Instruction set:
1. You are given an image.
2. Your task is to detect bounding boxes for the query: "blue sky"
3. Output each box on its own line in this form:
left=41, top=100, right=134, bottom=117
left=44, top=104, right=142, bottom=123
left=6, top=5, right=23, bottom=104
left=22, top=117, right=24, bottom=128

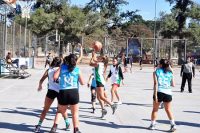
left=70, top=0, right=200, bottom=20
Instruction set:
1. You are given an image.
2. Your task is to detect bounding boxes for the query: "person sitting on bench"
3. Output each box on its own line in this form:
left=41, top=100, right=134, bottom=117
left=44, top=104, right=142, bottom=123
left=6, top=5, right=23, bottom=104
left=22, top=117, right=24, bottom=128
left=6, top=52, right=19, bottom=68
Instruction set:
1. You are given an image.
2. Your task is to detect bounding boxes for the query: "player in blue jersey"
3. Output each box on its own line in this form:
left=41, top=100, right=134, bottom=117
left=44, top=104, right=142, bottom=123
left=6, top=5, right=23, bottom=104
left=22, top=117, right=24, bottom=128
left=149, top=59, right=176, bottom=132
left=87, top=68, right=97, bottom=113
left=51, top=54, right=84, bottom=133
left=34, top=57, right=70, bottom=133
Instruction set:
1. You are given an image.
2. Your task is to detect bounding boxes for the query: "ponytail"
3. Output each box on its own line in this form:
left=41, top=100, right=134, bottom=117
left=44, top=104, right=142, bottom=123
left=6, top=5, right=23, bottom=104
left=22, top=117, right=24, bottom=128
left=67, top=54, right=78, bottom=72
left=159, top=59, right=171, bottom=73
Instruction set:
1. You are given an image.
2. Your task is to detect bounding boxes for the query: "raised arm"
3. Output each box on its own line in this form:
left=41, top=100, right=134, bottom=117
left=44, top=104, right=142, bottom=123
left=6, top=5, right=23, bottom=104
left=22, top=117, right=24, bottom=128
left=77, top=43, right=83, bottom=64
left=89, top=51, right=98, bottom=67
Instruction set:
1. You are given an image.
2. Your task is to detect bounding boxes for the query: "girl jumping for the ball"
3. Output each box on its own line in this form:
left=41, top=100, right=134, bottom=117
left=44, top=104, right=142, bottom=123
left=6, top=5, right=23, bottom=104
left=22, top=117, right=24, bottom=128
left=90, top=47, right=118, bottom=118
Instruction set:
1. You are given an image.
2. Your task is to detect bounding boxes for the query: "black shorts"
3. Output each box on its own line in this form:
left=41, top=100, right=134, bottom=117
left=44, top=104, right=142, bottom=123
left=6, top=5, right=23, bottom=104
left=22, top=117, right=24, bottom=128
left=46, top=89, right=59, bottom=100
left=153, top=92, right=172, bottom=102
left=91, top=86, right=96, bottom=91
left=58, top=89, right=79, bottom=105
left=96, top=81, right=104, bottom=87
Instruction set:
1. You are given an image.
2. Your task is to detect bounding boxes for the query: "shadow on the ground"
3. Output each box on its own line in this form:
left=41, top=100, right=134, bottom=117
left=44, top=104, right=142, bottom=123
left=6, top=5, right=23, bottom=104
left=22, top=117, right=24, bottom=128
left=183, top=111, right=200, bottom=114
left=123, top=102, right=152, bottom=107
left=81, top=120, right=148, bottom=130
left=0, top=122, right=52, bottom=132
left=143, top=119, right=200, bottom=128
left=0, top=122, right=34, bottom=132
left=0, top=107, right=57, bottom=119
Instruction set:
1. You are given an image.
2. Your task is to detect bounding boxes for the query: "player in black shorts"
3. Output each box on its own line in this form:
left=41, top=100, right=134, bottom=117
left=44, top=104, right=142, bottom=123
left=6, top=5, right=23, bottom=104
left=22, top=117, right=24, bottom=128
left=34, top=57, right=70, bottom=133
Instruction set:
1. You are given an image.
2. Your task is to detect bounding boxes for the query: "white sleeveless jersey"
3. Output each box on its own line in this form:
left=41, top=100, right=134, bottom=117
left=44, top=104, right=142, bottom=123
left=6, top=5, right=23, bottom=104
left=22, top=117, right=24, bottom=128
left=48, top=67, right=59, bottom=92
left=95, top=62, right=105, bottom=85
left=110, top=65, right=120, bottom=84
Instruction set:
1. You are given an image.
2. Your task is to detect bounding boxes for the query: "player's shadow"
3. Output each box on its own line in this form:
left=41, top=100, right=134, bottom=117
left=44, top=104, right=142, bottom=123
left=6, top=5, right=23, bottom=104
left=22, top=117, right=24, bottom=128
left=81, top=120, right=147, bottom=130
left=0, top=107, right=57, bottom=120
left=123, top=102, right=152, bottom=107
left=0, top=122, right=50, bottom=132
left=0, top=122, right=34, bottom=132
left=183, top=110, right=200, bottom=114
left=143, top=119, right=200, bottom=128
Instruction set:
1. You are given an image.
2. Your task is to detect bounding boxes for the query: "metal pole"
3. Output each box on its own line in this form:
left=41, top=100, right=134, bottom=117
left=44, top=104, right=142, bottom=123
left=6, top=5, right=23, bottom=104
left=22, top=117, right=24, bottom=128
left=12, top=22, right=15, bottom=57
left=140, top=38, right=143, bottom=57
left=170, top=39, right=172, bottom=60
left=184, top=40, right=187, bottom=61
left=19, top=24, right=21, bottom=57
left=4, top=6, right=8, bottom=57
left=104, top=36, right=107, bottom=54
left=45, top=35, right=48, bottom=56
left=28, top=30, right=31, bottom=57
left=1, top=15, right=5, bottom=58
left=126, top=38, right=129, bottom=57
left=81, top=36, right=83, bottom=45
left=58, top=35, right=61, bottom=56
left=154, top=0, right=157, bottom=60
left=24, top=17, right=27, bottom=57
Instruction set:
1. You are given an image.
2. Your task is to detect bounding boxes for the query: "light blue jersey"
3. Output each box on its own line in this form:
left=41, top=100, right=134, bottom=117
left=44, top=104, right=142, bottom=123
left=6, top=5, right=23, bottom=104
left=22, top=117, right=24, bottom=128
left=59, top=64, right=80, bottom=90
left=91, top=68, right=96, bottom=88
left=156, top=68, right=173, bottom=95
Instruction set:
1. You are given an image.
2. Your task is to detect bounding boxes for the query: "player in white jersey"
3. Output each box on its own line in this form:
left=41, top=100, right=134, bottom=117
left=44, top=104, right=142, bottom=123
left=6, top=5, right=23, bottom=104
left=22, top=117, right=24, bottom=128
left=106, top=57, right=124, bottom=104
left=34, top=57, right=70, bottom=133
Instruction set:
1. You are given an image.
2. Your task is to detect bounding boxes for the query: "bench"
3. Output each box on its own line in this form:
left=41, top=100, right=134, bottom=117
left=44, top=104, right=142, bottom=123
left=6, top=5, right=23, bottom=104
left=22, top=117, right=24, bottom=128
left=0, top=58, right=31, bottom=79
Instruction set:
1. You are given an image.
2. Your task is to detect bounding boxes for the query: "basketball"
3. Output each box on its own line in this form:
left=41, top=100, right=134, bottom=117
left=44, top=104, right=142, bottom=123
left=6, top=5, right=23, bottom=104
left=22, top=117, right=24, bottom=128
left=92, top=41, right=102, bottom=52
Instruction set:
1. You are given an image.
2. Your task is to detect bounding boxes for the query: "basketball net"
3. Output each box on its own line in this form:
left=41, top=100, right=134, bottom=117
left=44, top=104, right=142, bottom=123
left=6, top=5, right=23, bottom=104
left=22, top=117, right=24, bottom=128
left=17, top=0, right=35, bottom=18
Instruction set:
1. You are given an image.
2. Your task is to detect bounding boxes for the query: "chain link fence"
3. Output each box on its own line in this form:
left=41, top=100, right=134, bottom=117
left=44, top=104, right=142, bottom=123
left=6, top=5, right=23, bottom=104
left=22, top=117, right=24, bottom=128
left=0, top=14, right=36, bottom=59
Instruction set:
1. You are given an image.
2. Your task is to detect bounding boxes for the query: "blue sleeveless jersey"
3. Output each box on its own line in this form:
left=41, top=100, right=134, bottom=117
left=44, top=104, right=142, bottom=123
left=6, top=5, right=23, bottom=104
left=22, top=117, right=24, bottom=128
left=156, top=68, right=173, bottom=95
left=59, top=64, right=80, bottom=90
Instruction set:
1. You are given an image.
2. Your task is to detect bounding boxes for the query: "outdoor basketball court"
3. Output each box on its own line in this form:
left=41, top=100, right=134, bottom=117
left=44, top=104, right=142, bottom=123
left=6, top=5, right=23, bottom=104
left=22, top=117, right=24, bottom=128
left=0, top=65, right=200, bottom=133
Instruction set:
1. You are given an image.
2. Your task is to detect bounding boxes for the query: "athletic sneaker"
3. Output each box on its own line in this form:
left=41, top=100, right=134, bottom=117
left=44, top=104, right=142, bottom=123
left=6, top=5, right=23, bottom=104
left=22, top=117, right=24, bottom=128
left=148, top=124, right=156, bottom=130
left=111, top=104, right=117, bottom=114
left=65, top=123, right=71, bottom=131
left=49, top=127, right=57, bottom=133
left=74, top=128, right=81, bottom=133
left=101, top=109, right=107, bottom=118
left=92, top=108, right=96, bottom=113
left=169, top=125, right=177, bottom=132
left=34, top=125, right=41, bottom=133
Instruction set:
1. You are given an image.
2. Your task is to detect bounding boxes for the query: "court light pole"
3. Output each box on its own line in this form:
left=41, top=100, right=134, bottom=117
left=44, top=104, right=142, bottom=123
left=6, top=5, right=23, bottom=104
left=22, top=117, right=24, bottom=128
left=154, top=0, right=157, bottom=59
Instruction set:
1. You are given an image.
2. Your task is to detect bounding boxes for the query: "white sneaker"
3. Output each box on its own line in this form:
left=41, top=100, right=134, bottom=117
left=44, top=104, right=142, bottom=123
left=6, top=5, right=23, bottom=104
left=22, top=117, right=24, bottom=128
left=169, top=124, right=177, bottom=132
left=148, top=124, right=156, bottom=130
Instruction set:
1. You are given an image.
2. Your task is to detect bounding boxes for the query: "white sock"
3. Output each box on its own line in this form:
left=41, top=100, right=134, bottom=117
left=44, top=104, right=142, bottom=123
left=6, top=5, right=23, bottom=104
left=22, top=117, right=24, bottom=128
left=151, top=120, right=156, bottom=125
left=170, top=120, right=175, bottom=125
